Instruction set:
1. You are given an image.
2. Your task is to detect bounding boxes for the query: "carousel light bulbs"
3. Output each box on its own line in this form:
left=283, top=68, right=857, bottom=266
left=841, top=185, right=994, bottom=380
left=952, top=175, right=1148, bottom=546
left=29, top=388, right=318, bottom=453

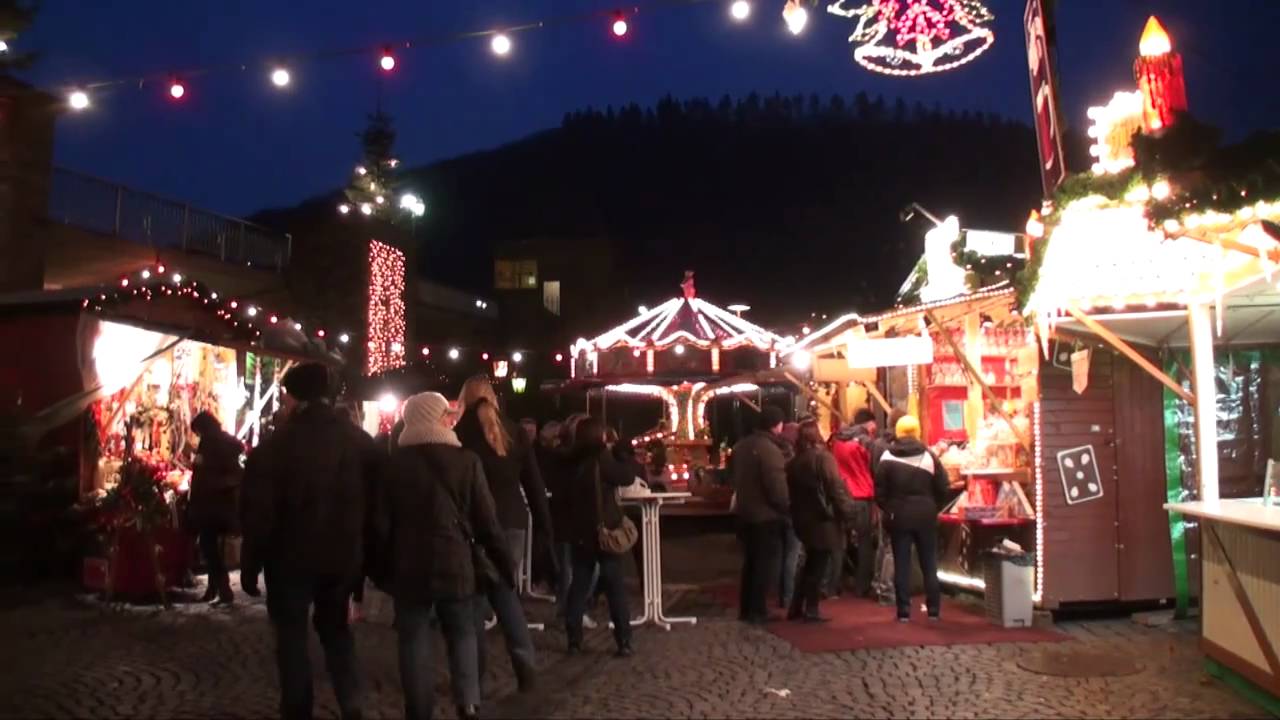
left=491, top=34, right=512, bottom=56
left=731, top=1, right=751, bottom=21
left=638, top=305, right=648, bottom=314
left=68, top=90, right=90, bottom=111
left=674, top=344, right=686, bottom=355
left=140, top=269, right=152, bottom=280
left=172, top=273, right=182, bottom=283
left=270, top=68, right=291, bottom=87
left=782, top=0, right=808, bottom=35
left=246, top=306, right=259, bottom=317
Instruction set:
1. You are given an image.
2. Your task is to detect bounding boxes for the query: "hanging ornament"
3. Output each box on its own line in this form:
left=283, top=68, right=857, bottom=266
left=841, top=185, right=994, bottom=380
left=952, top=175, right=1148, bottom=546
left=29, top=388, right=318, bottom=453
left=827, top=0, right=995, bottom=77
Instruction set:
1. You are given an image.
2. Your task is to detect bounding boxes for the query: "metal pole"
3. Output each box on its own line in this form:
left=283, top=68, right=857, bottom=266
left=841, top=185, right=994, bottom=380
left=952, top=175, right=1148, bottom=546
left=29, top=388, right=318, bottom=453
left=113, top=186, right=123, bottom=236
left=181, top=205, right=190, bottom=252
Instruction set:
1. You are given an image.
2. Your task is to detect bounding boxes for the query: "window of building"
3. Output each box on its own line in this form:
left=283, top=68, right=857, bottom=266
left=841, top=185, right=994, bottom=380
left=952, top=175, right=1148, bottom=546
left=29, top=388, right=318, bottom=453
left=495, top=259, right=538, bottom=290
left=543, top=281, right=561, bottom=316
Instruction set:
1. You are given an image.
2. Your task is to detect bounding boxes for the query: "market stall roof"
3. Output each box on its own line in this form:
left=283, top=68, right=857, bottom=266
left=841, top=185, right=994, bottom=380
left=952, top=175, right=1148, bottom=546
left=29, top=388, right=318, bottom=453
left=0, top=270, right=344, bottom=366
left=785, top=284, right=1017, bottom=359
left=1026, top=198, right=1280, bottom=317
left=572, top=273, right=787, bottom=355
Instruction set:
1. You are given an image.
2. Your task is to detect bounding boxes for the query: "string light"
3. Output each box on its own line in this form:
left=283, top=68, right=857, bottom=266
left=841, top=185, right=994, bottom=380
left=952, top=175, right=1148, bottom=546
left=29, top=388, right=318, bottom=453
left=1087, top=91, right=1143, bottom=175
left=140, top=270, right=151, bottom=280
left=731, top=0, right=752, bottom=21
left=491, top=34, right=512, bottom=56
left=360, top=203, right=373, bottom=216
left=612, top=15, right=630, bottom=37
left=782, top=0, right=808, bottom=35
left=512, top=351, right=524, bottom=363
left=365, top=240, right=407, bottom=375
left=380, top=48, right=396, bottom=71
left=339, top=333, right=350, bottom=344
left=448, top=347, right=461, bottom=360
left=168, top=79, right=186, bottom=100
left=68, top=90, right=90, bottom=111
left=827, top=0, right=996, bottom=77
left=421, top=346, right=430, bottom=356
left=338, top=204, right=351, bottom=215
left=1033, top=400, right=1045, bottom=602
left=270, top=68, right=291, bottom=87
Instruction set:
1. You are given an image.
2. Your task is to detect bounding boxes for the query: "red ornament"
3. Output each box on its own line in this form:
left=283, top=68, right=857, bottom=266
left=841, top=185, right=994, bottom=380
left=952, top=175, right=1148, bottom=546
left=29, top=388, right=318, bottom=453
left=1133, top=16, right=1187, bottom=133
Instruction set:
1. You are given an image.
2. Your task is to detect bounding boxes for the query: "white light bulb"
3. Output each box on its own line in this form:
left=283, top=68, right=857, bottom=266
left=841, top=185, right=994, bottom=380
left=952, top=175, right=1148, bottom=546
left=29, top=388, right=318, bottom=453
left=378, top=394, right=399, bottom=413
left=400, top=193, right=419, bottom=210
left=355, top=166, right=367, bottom=176
left=791, top=350, right=812, bottom=370
left=338, top=203, right=351, bottom=215
left=375, top=195, right=385, bottom=205
left=360, top=203, right=373, bottom=215
left=246, top=306, right=259, bottom=317
left=448, top=348, right=461, bottom=360
left=731, top=0, right=751, bottom=21
left=512, top=352, right=524, bottom=363
left=338, top=333, right=350, bottom=344
left=1151, top=179, right=1172, bottom=200
left=674, top=345, right=686, bottom=355
left=491, top=34, right=512, bottom=56
left=68, top=90, right=90, bottom=111
left=172, top=273, right=182, bottom=283
left=638, top=305, right=648, bottom=314
left=782, top=1, right=808, bottom=35
left=0, top=40, right=9, bottom=54
left=140, top=270, right=151, bottom=279
left=271, top=68, right=291, bottom=87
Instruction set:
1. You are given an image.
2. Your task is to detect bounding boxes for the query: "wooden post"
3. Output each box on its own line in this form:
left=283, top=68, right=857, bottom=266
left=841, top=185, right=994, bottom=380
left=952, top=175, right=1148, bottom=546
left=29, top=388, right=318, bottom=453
left=1064, top=307, right=1194, bottom=405
left=964, top=313, right=984, bottom=439
left=782, top=371, right=846, bottom=426
left=1187, top=302, right=1219, bottom=501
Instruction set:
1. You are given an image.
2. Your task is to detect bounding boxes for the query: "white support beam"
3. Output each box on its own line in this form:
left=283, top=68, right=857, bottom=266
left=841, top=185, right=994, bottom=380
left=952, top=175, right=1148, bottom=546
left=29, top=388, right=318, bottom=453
left=1187, top=302, right=1220, bottom=502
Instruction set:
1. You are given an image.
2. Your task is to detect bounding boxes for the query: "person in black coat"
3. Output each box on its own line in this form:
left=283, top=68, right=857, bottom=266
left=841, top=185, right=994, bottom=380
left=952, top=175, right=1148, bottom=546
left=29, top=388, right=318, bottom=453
left=241, top=363, right=385, bottom=720
left=188, top=411, right=243, bottom=605
left=786, top=420, right=856, bottom=622
left=381, top=392, right=514, bottom=720
left=561, top=416, right=637, bottom=657
left=873, top=415, right=949, bottom=622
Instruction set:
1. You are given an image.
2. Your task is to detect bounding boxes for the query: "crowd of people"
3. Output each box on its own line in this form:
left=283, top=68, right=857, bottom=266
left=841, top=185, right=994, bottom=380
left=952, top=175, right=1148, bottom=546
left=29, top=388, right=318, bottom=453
left=729, top=404, right=950, bottom=625
left=182, top=362, right=950, bottom=720
left=183, top=363, right=651, bottom=720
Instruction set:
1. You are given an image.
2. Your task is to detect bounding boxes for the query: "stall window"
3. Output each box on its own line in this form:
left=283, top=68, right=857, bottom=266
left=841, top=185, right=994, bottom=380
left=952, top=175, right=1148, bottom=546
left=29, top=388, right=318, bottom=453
left=942, top=400, right=966, bottom=432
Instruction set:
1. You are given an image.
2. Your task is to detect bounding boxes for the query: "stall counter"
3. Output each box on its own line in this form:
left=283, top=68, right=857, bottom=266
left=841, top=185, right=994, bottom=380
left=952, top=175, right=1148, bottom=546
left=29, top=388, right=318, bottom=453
left=1165, top=499, right=1280, bottom=703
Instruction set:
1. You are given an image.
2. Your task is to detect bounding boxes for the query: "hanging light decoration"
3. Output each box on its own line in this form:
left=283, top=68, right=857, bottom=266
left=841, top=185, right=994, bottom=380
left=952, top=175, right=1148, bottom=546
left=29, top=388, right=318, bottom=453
left=380, top=47, right=397, bottom=71
left=491, top=34, right=512, bottom=56
left=270, top=67, right=291, bottom=87
left=168, top=78, right=186, bottom=100
left=68, top=89, right=91, bottom=111
left=731, top=1, right=752, bottom=21
left=826, top=0, right=996, bottom=77
left=782, top=0, right=809, bottom=35
left=612, top=14, right=630, bottom=37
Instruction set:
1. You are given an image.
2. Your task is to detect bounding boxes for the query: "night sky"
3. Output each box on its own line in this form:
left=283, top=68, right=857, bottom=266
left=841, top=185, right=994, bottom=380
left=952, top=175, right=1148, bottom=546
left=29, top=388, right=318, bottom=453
left=19, top=0, right=1280, bottom=217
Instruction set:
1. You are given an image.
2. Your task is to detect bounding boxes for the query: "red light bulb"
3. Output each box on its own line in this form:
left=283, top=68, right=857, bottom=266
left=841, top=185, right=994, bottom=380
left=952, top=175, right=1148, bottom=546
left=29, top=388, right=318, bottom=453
left=380, top=50, right=396, bottom=72
left=612, top=16, right=629, bottom=37
left=169, top=80, right=186, bottom=100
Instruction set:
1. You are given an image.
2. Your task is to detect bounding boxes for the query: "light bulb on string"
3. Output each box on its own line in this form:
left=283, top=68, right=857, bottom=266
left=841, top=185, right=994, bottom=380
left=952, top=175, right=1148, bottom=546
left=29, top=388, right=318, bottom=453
left=360, top=203, right=373, bottom=216
left=168, top=78, right=186, bottom=100
left=731, top=0, right=751, bottom=21
left=338, top=203, right=351, bottom=215
left=782, top=0, right=808, bottom=35
left=0, top=40, right=8, bottom=54
left=68, top=90, right=90, bottom=111
left=612, top=14, right=629, bottom=37
left=491, top=33, right=512, bottom=56
left=380, top=48, right=396, bottom=72
left=355, top=165, right=367, bottom=176
left=270, top=68, right=291, bottom=87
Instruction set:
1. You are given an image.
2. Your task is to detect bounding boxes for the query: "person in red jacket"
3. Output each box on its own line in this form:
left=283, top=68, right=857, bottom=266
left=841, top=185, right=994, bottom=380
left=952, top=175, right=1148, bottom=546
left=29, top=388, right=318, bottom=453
left=827, top=408, right=878, bottom=598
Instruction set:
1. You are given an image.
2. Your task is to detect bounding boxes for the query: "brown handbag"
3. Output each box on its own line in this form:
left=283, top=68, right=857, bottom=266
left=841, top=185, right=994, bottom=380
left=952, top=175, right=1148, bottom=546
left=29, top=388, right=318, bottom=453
left=594, top=460, right=638, bottom=554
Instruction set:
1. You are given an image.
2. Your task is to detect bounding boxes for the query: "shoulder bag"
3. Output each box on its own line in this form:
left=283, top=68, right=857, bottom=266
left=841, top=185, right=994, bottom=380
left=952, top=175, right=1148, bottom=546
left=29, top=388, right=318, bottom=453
left=594, top=460, right=639, bottom=554
left=437, top=456, right=504, bottom=590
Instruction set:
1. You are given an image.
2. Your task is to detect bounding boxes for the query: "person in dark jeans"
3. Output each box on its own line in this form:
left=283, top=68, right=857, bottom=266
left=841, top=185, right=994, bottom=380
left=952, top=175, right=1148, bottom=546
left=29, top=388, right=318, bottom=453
left=241, top=364, right=385, bottom=720
left=561, top=416, right=637, bottom=656
left=188, top=411, right=243, bottom=605
left=730, top=405, right=790, bottom=624
left=380, top=392, right=516, bottom=720
left=873, top=415, right=948, bottom=622
left=786, top=419, right=856, bottom=622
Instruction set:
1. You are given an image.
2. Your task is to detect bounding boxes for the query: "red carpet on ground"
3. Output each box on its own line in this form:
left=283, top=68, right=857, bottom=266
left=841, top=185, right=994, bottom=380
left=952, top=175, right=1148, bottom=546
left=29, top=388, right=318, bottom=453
left=708, top=583, right=1066, bottom=653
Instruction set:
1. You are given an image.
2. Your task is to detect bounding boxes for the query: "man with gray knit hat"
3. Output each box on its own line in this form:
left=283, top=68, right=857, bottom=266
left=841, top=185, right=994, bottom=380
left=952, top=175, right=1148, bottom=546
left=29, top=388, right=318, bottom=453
left=242, top=362, right=385, bottom=720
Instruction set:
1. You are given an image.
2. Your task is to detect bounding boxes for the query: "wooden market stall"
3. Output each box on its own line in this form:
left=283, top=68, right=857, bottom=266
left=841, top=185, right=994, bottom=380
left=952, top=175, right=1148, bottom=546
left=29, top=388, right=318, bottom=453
left=0, top=264, right=343, bottom=599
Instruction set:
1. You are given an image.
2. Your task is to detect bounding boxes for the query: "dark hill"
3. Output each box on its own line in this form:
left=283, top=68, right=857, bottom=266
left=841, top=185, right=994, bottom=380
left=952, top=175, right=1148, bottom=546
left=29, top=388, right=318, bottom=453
left=403, top=92, right=1050, bottom=323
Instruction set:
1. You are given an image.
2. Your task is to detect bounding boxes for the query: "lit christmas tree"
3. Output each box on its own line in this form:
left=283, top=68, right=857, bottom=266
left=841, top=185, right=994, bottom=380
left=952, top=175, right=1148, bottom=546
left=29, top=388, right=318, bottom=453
left=827, top=0, right=995, bottom=77
left=338, top=110, right=425, bottom=221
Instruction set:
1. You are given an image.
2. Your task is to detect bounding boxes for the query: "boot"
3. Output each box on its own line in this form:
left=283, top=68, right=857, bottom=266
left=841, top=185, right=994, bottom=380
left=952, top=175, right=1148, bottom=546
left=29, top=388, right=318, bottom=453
left=456, top=704, right=480, bottom=720
left=514, top=661, right=537, bottom=693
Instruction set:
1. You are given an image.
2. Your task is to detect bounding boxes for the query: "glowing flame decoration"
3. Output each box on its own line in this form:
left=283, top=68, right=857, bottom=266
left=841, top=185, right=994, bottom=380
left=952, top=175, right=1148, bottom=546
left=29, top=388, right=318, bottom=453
left=827, top=0, right=995, bottom=77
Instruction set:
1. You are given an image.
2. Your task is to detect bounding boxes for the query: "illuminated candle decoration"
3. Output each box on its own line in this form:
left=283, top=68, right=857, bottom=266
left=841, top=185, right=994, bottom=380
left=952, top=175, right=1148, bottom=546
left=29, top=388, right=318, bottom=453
left=646, top=348, right=655, bottom=374
left=365, top=239, right=407, bottom=375
left=827, top=0, right=995, bottom=77
left=711, top=346, right=721, bottom=373
left=1133, top=16, right=1187, bottom=133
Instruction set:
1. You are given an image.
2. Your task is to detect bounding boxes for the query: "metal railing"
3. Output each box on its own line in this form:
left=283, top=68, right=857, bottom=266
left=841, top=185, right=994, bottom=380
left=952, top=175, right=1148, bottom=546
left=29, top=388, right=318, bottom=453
left=48, top=167, right=292, bottom=271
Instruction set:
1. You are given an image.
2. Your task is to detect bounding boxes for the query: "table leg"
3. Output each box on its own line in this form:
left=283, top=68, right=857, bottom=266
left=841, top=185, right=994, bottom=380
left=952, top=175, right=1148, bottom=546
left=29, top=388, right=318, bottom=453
left=521, top=508, right=556, bottom=603
left=651, top=500, right=697, bottom=628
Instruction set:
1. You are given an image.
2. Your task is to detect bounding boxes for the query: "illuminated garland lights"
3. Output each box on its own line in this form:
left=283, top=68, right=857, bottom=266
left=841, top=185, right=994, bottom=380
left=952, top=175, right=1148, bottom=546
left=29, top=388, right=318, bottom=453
left=572, top=296, right=788, bottom=359
left=827, top=0, right=995, bottom=78
left=49, top=1, right=787, bottom=113
left=365, top=240, right=407, bottom=376
left=83, top=265, right=348, bottom=349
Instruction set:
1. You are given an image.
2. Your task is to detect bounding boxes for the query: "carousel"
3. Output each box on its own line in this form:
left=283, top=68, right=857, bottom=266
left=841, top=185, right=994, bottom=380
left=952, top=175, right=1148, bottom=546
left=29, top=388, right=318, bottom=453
left=562, top=272, right=793, bottom=507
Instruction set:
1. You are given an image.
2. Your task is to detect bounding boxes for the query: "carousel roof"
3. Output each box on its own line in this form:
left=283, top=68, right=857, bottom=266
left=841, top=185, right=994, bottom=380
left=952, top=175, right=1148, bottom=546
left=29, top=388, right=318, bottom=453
left=572, top=273, right=787, bottom=354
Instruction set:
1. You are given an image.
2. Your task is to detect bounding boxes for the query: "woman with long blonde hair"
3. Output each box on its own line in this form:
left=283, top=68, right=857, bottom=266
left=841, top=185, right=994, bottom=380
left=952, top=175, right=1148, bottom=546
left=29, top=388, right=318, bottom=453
left=453, top=375, right=550, bottom=692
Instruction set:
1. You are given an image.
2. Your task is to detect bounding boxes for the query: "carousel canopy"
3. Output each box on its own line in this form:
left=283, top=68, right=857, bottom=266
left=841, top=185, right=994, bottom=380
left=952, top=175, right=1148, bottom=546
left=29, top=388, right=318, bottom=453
left=572, top=272, right=787, bottom=355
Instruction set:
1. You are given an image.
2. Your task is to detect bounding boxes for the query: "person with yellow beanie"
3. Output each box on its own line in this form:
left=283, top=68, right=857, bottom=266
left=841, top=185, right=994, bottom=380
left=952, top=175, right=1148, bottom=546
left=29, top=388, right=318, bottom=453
left=873, top=414, right=949, bottom=622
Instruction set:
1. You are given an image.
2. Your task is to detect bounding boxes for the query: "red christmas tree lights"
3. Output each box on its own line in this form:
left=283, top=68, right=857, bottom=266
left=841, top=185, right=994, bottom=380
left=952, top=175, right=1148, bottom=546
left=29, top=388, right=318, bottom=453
left=365, top=240, right=407, bottom=376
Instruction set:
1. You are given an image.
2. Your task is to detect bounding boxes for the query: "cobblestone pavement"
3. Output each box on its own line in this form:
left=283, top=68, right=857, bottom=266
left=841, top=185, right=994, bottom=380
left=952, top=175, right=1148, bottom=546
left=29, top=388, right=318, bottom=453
left=0, top=529, right=1268, bottom=719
